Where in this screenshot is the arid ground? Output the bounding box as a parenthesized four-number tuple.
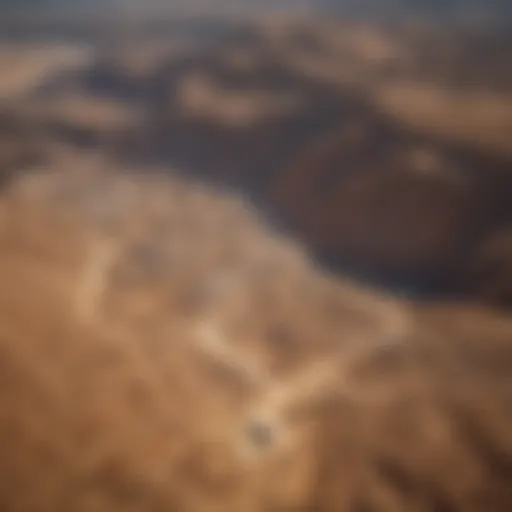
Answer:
(0, 12, 511, 511)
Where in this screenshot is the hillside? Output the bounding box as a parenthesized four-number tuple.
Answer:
(0, 163, 511, 510)
(0, 12, 512, 508)
(1, 16, 512, 303)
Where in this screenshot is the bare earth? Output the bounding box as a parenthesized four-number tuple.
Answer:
(0, 14, 511, 511)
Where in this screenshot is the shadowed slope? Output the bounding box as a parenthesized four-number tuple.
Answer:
(1, 19, 512, 304)
(0, 163, 510, 511)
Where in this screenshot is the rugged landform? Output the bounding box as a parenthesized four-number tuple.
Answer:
(0, 12, 511, 511)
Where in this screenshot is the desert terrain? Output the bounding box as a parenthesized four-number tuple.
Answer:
(1, 13, 512, 301)
(0, 11, 511, 511)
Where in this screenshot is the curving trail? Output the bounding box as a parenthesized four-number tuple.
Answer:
(0, 162, 510, 511)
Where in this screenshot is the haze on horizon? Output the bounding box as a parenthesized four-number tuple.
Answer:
(0, 0, 511, 23)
